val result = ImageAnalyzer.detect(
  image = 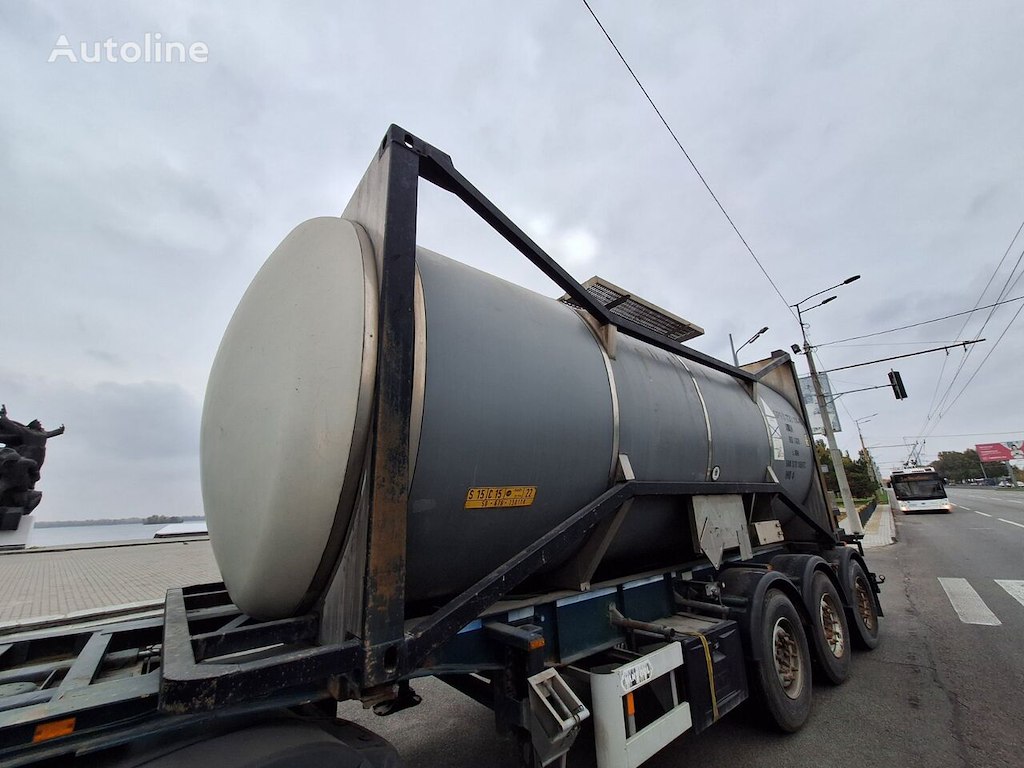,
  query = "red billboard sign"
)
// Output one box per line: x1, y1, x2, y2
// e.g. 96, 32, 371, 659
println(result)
976, 442, 1024, 462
